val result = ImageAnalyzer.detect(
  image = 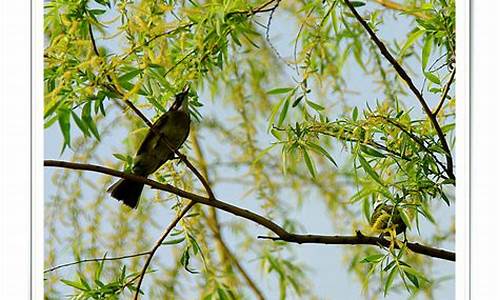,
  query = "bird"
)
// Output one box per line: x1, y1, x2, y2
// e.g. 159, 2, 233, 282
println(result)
369, 203, 407, 239
107, 86, 191, 208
